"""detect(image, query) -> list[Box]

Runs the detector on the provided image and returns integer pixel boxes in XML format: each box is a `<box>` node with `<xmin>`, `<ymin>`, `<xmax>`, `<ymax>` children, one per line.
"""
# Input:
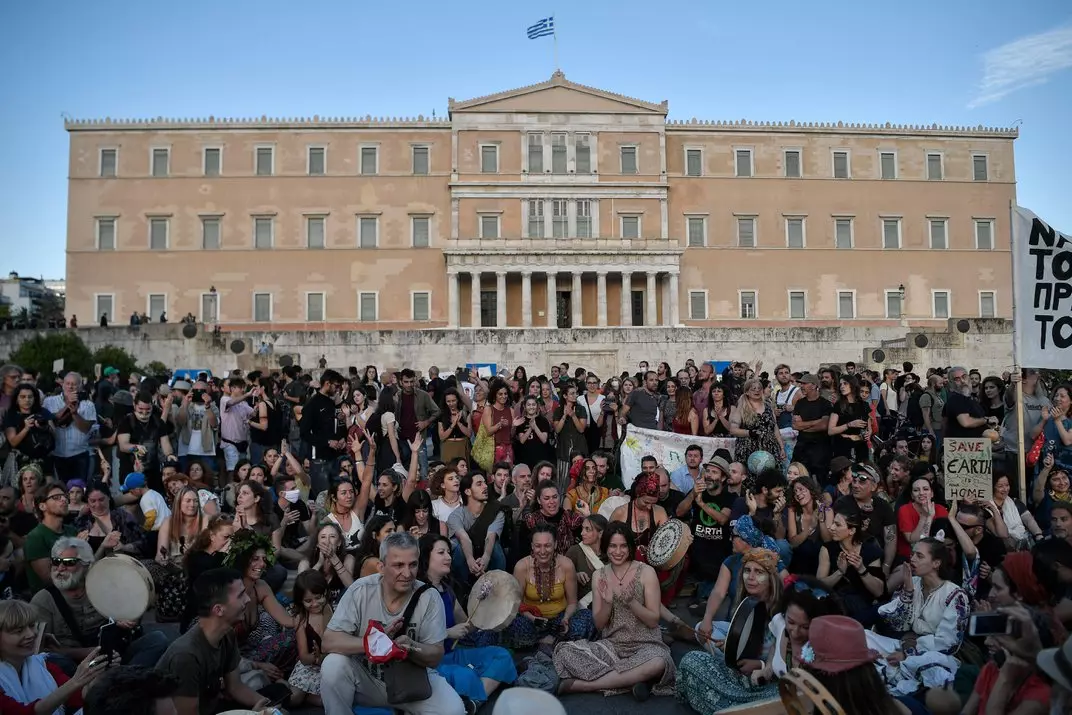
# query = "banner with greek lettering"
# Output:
<box><xmin>618</xmin><ymin>425</ymin><xmax>735</xmax><ymax>489</ymax></box>
<box><xmin>943</xmin><ymin>437</ymin><xmax>993</xmax><ymax>501</ymax></box>
<box><xmin>1013</xmin><ymin>207</ymin><xmax>1072</xmax><ymax>368</ymax></box>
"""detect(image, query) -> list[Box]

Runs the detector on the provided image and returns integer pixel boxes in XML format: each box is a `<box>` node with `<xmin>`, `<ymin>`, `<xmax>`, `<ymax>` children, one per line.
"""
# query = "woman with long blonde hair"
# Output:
<box><xmin>729</xmin><ymin>378</ymin><xmax>785</xmax><ymax>468</ymax></box>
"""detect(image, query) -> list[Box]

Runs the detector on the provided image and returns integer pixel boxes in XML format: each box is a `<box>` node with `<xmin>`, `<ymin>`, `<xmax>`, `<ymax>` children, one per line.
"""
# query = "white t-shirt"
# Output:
<box><xmin>180</xmin><ymin>404</ymin><xmax>216</xmax><ymax>457</ymax></box>
<box><xmin>881</xmin><ymin>383</ymin><xmax>899</xmax><ymax>412</ymax></box>
<box><xmin>582</xmin><ymin>392</ymin><xmax>604</xmax><ymax>423</ymax></box>
<box><xmin>139</xmin><ymin>489</ymin><xmax>172</xmax><ymax>531</ymax></box>
<box><xmin>431</xmin><ymin>497</ymin><xmax>461</xmax><ymax>526</ymax></box>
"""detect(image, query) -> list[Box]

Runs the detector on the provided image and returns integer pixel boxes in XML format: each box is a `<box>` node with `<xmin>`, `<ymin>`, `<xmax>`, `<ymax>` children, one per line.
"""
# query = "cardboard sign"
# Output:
<box><xmin>52</xmin><ymin>358</ymin><xmax>64</xmax><ymax>373</ymax></box>
<box><xmin>943</xmin><ymin>438</ymin><xmax>993</xmax><ymax>501</ymax></box>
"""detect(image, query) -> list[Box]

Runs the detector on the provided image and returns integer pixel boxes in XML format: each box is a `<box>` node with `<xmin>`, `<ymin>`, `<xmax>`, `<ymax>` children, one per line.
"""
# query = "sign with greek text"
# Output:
<box><xmin>943</xmin><ymin>437</ymin><xmax>992</xmax><ymax>501</ymax></box>
<box><xmin>618</xmin><ymin>425</ymin><xmax>735</xmax><ymax>489</ymax></box>
<box><xmin>1014</xmin><ymin>207</ymin><xmax>1072</xmax><ymax>369</ymax></box>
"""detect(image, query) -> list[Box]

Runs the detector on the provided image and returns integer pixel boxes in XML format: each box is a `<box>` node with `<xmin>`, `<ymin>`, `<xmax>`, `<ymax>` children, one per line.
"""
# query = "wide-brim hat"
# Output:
<box><xmin>1037</xmin><ymin>637</ymin><xmax>1072</xmax><ymax>692</ymax></box>
<box><xmin>803</xmin><ymin>615</ymin><xmax>880</xmax><ymax>674</ymax></box>
<box><xmin>467</xmin><ymin>570</ymin><xmax>522</xmax><ymax>631</ymax></box>
<box><xmin>704</xmin><ymin>456</ymin><xmax>731</xmax><ymax>477</ymax></box>
<box><xmin>110</xmin><ymin>390</ymin><xmax>133</xmax><ymax>407</ymax></box>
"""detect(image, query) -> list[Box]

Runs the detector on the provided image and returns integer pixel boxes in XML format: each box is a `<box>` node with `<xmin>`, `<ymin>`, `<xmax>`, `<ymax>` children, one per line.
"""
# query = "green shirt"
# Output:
<box><xmin>23</xmin><ymin>522</ymin><xmax>76</xmax><ymax>593</ymax></box>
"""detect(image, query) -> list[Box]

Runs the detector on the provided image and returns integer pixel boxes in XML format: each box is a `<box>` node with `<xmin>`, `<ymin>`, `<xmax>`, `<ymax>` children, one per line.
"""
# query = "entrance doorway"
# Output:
<box><xmin>557</xmin><ymin>291</ymin><xmax>572</xmax><ymax>329</ymax></box>
<box><xmin>631</xmin><ymin>291</ymin><xmax>645</xmax><ymax>326</ymax></box>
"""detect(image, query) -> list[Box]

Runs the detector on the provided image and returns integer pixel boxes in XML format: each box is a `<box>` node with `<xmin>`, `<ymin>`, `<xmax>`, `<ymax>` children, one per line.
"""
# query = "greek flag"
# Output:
<box><xmin>527</xmin><ymin>16</ymin><xmax>554</xmax><ymax>40</ymax></box>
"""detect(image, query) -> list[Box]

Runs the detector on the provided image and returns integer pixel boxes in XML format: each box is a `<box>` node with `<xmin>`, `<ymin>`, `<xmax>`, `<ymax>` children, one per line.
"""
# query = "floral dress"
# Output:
<box><xmin>733</xmin><ymin>404</ymin><xmax>782</xmax><ymax>472</ymax></box>
<box><xmin>676</xmin><ymin>614</ymin><xmax>777</xmax><ymax>712</ymax></box>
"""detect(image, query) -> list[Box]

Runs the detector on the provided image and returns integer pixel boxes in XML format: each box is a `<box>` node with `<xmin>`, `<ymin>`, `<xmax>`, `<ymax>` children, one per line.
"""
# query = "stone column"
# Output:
<box><xmin>447</xmin><ymin>270</ymin><xmax>459</xmax><ymax>328</ymax></box>
<box><xmin>620</xmin><ymin>272</ymin><xmax>632</xmax><ymax>326</ymax></box>
<box><xmin>546</xmin><ymin>273</ymin><xmax>557</xmax><ymax>328</ymax></box>
<box><xmin>496</xmin><ymin>271</ymin><xmax>507</xmax><ymax>328</ymax></box>
<box><xmin>669</xmin><ymin>271</ymin><xmax>680</xmax><ymax>326</ymax></box>
<box><xmin>646</xmin><ymin>272</ymin><xmax>658</xmax><ymax>326</ymax></box>
<box><xmin>470</xmin><ymin>272</ymin><xmax>482</xmax><ymax>328</ymax></box>
<box><xmin>596</xmin><ymin>271</ymin><xmax>608</xmax><ymax>327</ymax></box>
<box><xmin>521</xmin><ymin>271</ymin><xmax>533</xmax><ymax>327</ymax></box>
<box><xmin>572</xmin><ymin>272</ymin><xmax>583</xmax><ymax>327</ymax></box>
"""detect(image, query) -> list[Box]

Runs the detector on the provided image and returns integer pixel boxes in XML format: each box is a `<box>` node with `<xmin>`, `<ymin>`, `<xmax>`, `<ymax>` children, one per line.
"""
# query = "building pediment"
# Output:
<box><xmin>449</xmin><ymin>71</ymin><xmax>667</xmax><ymax>116</ymax></box>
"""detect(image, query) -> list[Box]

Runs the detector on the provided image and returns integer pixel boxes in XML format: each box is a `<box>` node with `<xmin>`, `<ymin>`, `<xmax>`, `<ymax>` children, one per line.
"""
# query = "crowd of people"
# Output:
<box><xmin>0</xmin><ymin>356</ymin><xmax>1069</xmax><ymax>715</ymax></box>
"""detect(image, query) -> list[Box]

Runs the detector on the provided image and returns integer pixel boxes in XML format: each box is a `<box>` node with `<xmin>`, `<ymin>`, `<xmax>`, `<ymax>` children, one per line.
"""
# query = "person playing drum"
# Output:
<box><xmin>609</xmin><ymin>473</ymin><xmax>683</xmax><ymax>605</ymax></box>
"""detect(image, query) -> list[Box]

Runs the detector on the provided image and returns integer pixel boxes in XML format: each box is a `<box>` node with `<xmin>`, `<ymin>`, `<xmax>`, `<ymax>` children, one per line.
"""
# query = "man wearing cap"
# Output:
<box><xmin>791</xmin><ymin>374</ymin><xmax>833</xmax><ymax>484</ymax></box>
<box><xmin>835</xmin><ymin>465</ymin><xmax>896</xmax><ymax>576</ymax></box>
<box><xmin>121</xmin><ymin>472</ymin><xmax>171</xmax><ymax>533</ymax></box>
<box><xmin>43</xmin><ymin>372</ymin><xmax>97</xmax><ymax>483</ymax></box>
<box><xmin>678</xmin><ymin>457</ymin><xmax>735</xmax><ymax>591</ymax></box>
<box><xmin>94</xmin><ymin>367</ymin><xmax>121</xmax><ymax>415</ymax></box>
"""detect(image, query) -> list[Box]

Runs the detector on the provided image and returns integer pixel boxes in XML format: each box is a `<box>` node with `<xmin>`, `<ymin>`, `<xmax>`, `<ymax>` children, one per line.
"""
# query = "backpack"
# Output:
<box><xmin>906</xmin><ymin>391</ymin><xmax>925</xmax><ymax>429</ymax></box>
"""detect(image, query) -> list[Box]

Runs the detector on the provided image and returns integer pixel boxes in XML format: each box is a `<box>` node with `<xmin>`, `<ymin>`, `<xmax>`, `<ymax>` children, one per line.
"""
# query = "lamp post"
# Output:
<box><xmin>898</xmin><ymin>283</ymin><xmax>907</xmax><ymax>327</ymax></box>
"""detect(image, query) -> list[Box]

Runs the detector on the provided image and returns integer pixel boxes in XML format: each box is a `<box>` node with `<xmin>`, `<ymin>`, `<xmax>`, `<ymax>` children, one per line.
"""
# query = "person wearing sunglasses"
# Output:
<box><xmin>832</xmin><ymin>465</ymin><xmax>897</xmax><ymax>577</ymax></box>
<box><xmin>22</xmin><ymin>484</ymin><xmax>79</xmax><ymax>593</ymax></box>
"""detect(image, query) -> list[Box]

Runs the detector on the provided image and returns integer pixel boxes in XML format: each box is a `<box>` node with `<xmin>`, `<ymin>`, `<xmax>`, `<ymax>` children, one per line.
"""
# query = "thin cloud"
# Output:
<box><xmin>968</xmin><ymin>24</ymin><xmax>1072</xmax><ymax>109</ymax></box>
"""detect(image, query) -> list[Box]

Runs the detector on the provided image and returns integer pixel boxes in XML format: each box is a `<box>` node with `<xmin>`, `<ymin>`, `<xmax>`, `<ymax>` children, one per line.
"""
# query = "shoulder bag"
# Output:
<box><xmin>383</xmin><ymin>583</ymin><xmax>434</xmax><ymax>704</ymax></box>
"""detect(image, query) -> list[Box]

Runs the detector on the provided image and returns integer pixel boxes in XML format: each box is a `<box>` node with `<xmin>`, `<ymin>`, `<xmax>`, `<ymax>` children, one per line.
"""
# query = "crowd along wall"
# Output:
<box><xmin>0</xmin><ymin>321</ymin><xmax>1014</xmax><ymax>377</ymax></box>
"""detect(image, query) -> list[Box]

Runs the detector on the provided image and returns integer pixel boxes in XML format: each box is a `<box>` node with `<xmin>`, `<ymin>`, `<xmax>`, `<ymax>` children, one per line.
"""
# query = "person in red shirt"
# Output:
<box><xmin>0</xmin><ymin>600</ymin><xmax>113</xmax><ymax>715</ymax></box>
<box><xmin>896</xmin><ymin>476</ymin><xmax>948</xmax><ymax>559</ymax></box>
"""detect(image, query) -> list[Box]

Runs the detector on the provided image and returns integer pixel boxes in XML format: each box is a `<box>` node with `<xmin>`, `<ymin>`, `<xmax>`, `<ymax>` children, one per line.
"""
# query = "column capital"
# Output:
<box><xmin>520</xmin><ymin>269</ymin><xmax>533</xmax><ymax>277</ymax></box>
<box><xmin>596</xmin><ymin>268</ymin><xmax>609</xmax><ymax>277</ymax></box>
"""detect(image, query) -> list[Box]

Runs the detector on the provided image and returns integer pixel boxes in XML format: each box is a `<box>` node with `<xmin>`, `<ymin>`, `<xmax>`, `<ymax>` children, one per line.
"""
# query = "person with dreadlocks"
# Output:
<box><xmin>609</xmin><ymin>472</ymin><xmax>682</xmax><ymax>605</ymax></box>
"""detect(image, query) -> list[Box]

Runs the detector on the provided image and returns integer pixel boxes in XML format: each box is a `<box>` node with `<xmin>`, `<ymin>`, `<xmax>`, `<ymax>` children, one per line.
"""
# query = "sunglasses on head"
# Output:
<box><xmin>51</xmin><ymin>557</ymin><xmax>81</xmax><ymax>567</ymax></box>
<box><xmin>852</xmin><ymin>475</ymin><xmax>873</xmax><ymax>484</ymax></box>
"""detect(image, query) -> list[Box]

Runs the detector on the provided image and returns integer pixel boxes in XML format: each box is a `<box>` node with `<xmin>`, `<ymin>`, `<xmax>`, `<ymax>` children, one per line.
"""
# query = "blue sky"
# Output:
<box><xmin>1</xmin><ymin>0</ymin><xmax>1070</xmax><ymax>279</ymax></box>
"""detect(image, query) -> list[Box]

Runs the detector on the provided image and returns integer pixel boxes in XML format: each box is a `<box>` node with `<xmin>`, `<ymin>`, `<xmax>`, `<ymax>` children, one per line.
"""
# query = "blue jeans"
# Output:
<box><xmin>53</xmin><ymin>454</ymin><xmax>90</xmax><ymax>485</ymax></box>
<box><xmin>451</xmin><ymin>541</ymin><xmax>505</xmax><ymax>588</ymax></box>
<box><xmin>399</xmin><ymin>434</ymin><xmax>429</xmax><ymax>480</ymax></box>
<box><xmin>249</xmin><ymin>442</ymin><xmax>267</xmax><ymax>467</ymax></box>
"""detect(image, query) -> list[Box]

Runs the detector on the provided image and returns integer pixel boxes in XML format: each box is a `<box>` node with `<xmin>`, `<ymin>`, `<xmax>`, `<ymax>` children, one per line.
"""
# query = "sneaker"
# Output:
<box><xmin>462</xmin><ymin>696</ymin><xmax>478</xmax><ymax>715</ymax></box>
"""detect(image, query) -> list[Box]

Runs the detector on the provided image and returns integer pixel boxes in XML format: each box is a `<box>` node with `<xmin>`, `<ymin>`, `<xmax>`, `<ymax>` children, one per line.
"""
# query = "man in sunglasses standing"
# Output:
<box><xmin>834</xmin><ymin>466</ymin><xmax>897</xmax><ymax>577</ymax></box>
<box><xmin>23</xmin><ymin>484</ymin><xmax>78</xmax><ymax>593</ymax></box>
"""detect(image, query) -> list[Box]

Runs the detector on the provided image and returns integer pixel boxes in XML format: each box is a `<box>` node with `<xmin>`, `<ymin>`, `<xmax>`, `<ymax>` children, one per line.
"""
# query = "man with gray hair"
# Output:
<box><xmin>30</xmin><ymin>537</ymin><xmax>169</xmax><ymax>671</ymax></box>
<box><xmin>321</xmin><ymin>531</ymin><xmax>463</xmax><ymax>715</ymax></box>
<box><xmin>944</xmin><ymin>366</ymin><xmax>988</xmax><ymax>439</ymax></box>
<box><xmin>42</xmin><ymin>372</ymin><xmax>97</xmax><ymax>483</ymax></box>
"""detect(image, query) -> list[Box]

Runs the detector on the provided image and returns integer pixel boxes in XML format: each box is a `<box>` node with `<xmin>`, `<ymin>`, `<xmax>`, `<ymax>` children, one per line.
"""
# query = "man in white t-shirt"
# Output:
<box><xmin>120</xmin><ymin>472</ymin><xmax>171</xmax><ymax>532</ymax></box>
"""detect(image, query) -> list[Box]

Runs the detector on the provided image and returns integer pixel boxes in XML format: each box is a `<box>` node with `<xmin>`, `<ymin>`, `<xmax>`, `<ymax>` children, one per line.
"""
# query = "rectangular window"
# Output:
<box><xmin>100</xmin><ymin>149</ymin><xmax>117</xmax><ymax>178</ymax></box>
<box><xmin>551</xmin><ymin>133</ymin><xmax>567</xmax><ymax>174</ymax></box>
<box><xmin>95</xmin><ymin>295</ymin><xmax>113</xmax><ymax>323</ymax></box>
<box><xmin>687</xmin><ymin>217</ymin><xmax>706</xmax><ymax>247</ymax></box>
<box><xmin>882</xmin><ymin>218</ymin><xmax>901</xmax><ymax>249</ymax></box>
<box><xmin>620</xmin><ymin>146</ymin><xmax>637</xmax><ymax>174</ymax></box>
<box><xmin>360</xmin><ymin>146</ymin><xmax>378</xmax><ymax>175</ymax></box>
<box><xmin>973</xmin><ymin>155</ymin><xmax>989</xmax><ymax>181</ymax></box>
<box><xmin>552</xmin><ymin>199</ymin><xmax>568</xmax><ymax>238</ymax></box>
<box><xmin>686</xmin><ymin>149</ymin><xmax>702</xmax><ymax>177</ymax></box>
<box><xmin>96</xmin><ymin>218</ymin><xmax>116</xmax><ymax>250</ymax></box>
<box><xmin>412</xmin><ymin>216</ymin><xmax>430</xmax><ymax>247</ymax></box>
<box><xmin>786</xmin><ymin>218</ymin><xmax>805</xmax><ymax>248</ymax></box>
<box><xmin>929</xmin><ymin>219</ymin><xmax>948</xmax><ymax>249</ymax></box>
<box><xmin>975</xmin><ymin>220</ymin><xmax>993</xmax><ymax>250</ymax></box>
<box><xmin>575</xmin><ymin>134</ymin><xmax>591</xmax><ymax>173</ymax></box>
<box><xmin>880</xmin><ymin>152</ymin><xmax>897</xmax><ymax>179</ymax></box>
<box><xmin>254</xmin><ymin>217</ymin><xmax>273</xmax><ymax>249</ymax></box>
<box><xmin>148</xmin><ymin>294</ymin><xmax>166</xmax><ymax>321</ymax></box>
<box><xmin>832</xmin><ymin>151</ymin><xmax>849</xmax><ymax>179</ymax></box>
<box><xmin>621</xmin><ymin>215</ymin><xmax>640</xmax><ymax>239</ymax></box>
<box><xmin>149</xmin><ymin>218</ymin><xmax>168</xmax><ymax>250</ymax></box>
<box><xmin>527</xmin><ymin>200</ymin><xmax>544</xmax><ymax>238</ymax></box>
<box><xmin>201</xmin><ymin>217</ymin><xmax>220</xmax><ymax>249</ymax></box>
<box><xmin>201</xmin><ymin>293</ymin><xmax>218</xmax><ymax>323</ymax></box>
<box><xmin>308</xmin><ymin>147</ymin><xmax>326</xmax><ymax>176</ymax></box>
<box><xmin>527</xmin><ymin>133</ymin><xmax>543</xmax><ymax>173</ymax></box>
<box><xmin>737</xmin><ymin>217</ymin><xmax>756</xmax><ymax>247</ymax></box>
<box><xmin>255</xmin><ymin>146</ymin><xmax>273</xmax><ymax>176</ymax></box>
<box><xmin>480</xmin><ymin>145</ymin><xmax>498</xmax><ymax>173</ymax></box>
<box><xmin>479</xmin><ymin>215</ymin><xmax>499</xmax><ymax>239</ymax></box>
<box><xmin>151</xmin><ymin>148</ymin><xmax>169</xmax><ymax>177</ymax></box>
<box><xmin>203</xmin><ymin>147</ymin><xmax>221</xmax><ymax>177</ymax></box>
<box><xmin>359</xmin><ymin>217</ymin><xmax>378</xmax><ymax>248</ymax></box>
<box><xmin>576</xmin><ymin>200</ymin><xmax>592</xmax><ymax>238</ymax></box>
<box><xmin>253</xmin><ymin>293</ymin><xmax>272</xmax><ymax>322</ymax></box>
<box><xmin>788</xmin><ymin>291</ymin><xmax>806</xmax><ymax>319</ymax></box>
<box><xmin>886</xmin><ymin>290</ymin><xmax>903</xmax><ymax>319</ymax></box>
<box><xmin>412</xmin><ymin>292</ymin><xmax>430</xmax><ymax>321</ymax></box>
<box><xmin>933</xmin><ymin>290</ymin><xmax>950</xmax><ymax>319</ymax></box>
<box><xmin>412</xmin><ymin>146</ymin><xmax>429</xmax><ymax>175</ymax></box>
<box><xmin>735</xmin><ymin>149</ymin><xmax>753</xmax><ymax>178</ymax></box>
<box><xmin>926</xmin><ymin>152</ymin><xmax>943</xmax><ymax>180</ymax></box>
<box><xmin>784</xmin><ymin>149</ymin><xmax>801</xmax><ymax>178</ymax></box>
<box><xmin>307</xmin><ymin>216</ymin><xmax>325</xmax><ymax>249</ymax></box>
<box><xmin>306</xmin><ymin>293</ymin><xmax>325</xmax><ymax>321</ymax></box>
<box><xmin>835</xmin><ymin>218</ymin><xmax>853</xmax><ymax>249</ymax></box>
<box><xmin>739</xmin><ymin>291</ymin><xmax>757</xmax><ymax>319</ymax></box>
<box><xmin>359</xmin><ymin>293</ymin><xmax>378</xmax><ymax>321</ymax></box>
<box><xmin>979</xmin><ymin>291</ymin><xmax>996</xmax><ymax>318</ymax></box>
<box><xmin>689</xmin><ymin>291</ymin><xmax>708</xmax><ymax>320</ymax></box>
<box><xmin>837</xmin><ymin>291</ymin><xmax>856</xmax><ymax>319</ymax></box>
<box><xmin>480</xmin><ymin>291</ymin><xmax>497</xmax><ymax>327</ymax></box>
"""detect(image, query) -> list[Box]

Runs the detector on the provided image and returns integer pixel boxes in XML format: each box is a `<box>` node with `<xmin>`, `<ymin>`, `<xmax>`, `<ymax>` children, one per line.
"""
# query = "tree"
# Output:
<box><xmin>139</xmin><ymin>361</ymin><xmax>170</xmax><ymax>379</ymax></box>
<box><xmin>7</xmin><ymin>332</ymin><xmax>93</xmax><ymax>379</ymax></box>
<box><xmin>91</xmin><ymin>345</ymin><xmax>139</xmax><ymax>377</ymax></box>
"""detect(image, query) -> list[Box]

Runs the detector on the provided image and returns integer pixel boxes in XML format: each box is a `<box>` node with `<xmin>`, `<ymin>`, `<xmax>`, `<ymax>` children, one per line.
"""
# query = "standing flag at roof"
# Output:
<box><xmin>527</xmin><ymin>16</ymin><xmax>558</xmax><ymax>70</ymax></box>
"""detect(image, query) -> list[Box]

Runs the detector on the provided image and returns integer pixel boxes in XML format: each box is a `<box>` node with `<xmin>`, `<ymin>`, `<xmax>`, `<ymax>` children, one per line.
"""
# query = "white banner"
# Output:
<box><xmin>618</xmin><ymin>425</ymin><xmax>735</xmax><ymax>489</ymax></box>
<box><xmin>1013</xmin><ymin>207</ymin><xmax>1072</xmax><ymax>369</ymax></box>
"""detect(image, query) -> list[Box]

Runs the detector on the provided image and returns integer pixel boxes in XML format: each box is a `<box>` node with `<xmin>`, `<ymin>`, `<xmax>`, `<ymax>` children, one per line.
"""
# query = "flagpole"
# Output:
<box><xmin>1009</xmin><ymin>199</ymin><xmax>1028</xmax><ymax>501</ymax></box>
<box><xmin>553</xmin><ymin>17</ymin><xmax>559</xmax><ymax>70</ymax></box>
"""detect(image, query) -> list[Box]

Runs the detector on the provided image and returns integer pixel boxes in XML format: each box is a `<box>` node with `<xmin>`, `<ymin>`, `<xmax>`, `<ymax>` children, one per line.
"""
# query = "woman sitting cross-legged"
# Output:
<box><xmin>554</xmin><ymin>521</ymin><xmax>675</xmax><ymax>701</ymax></box>
<box><xmin>418</xmin><ymin>534</ymin><xmax>517</xmax><ymax>709</ymax></box>
<box><xmin>501</xmin><ymin>524</ymin><xmax>595</xmax><ymax>653</ymax></box>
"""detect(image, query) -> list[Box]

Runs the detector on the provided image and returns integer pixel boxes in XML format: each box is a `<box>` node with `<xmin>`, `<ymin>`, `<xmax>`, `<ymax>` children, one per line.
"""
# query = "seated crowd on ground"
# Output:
<box><xmin>0</xmin><ymin>358</ymin><xmax>1069</xmax><ymax>715</ymax></box>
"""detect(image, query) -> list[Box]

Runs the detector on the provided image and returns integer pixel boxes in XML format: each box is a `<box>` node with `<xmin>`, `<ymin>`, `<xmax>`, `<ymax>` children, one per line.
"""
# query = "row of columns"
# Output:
<box><xmin>446</xmin><ymin>269</ymin><xmax>680</xmax><ymax>328</ymax></box>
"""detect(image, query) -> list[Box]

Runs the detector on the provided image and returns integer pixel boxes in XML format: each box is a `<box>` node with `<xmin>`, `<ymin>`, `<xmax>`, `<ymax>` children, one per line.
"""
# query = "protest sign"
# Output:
<box><xmin>1013</xmin><ymin>207</ymin><xmax>1072</xmax><ymax>369</ymax></box>
<box><xmin>618</xmin><ymin>425</ymin><xmax>735</xmax><ymax>489</ymax></box>
<box><xmin>943</xmin><ymin>437</ymin><xmax>992</xmax><ymax>501</ymax></box>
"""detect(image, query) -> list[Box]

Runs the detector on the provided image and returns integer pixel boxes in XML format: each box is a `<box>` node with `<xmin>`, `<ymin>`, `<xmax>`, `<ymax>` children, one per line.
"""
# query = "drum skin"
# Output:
<box><xmin>647</xmin><ymin>519</ymin><xmax>693</xmax><ymax>569</ymax></box>
<box><xmin>85</xmin><ymin>554</ymin><xmax>156</xmax><ymax>621</ymax></box>
<box><xmin>725</xmin><ymin>597</ymin><xmax>768</xmax><ymax>670</ymax></box>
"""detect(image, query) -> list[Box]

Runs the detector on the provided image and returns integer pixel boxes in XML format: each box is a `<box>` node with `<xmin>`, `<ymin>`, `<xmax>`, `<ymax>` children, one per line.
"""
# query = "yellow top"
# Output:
<box><xmin>523</xmin><ymin>579</ymin><xmax>567</xmax><ymax>619</ymax></box>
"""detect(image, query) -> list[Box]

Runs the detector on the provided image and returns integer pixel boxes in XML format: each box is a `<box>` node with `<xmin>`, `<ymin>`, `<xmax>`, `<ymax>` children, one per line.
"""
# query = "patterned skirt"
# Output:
<box><xmin>288</xmin><ymin>661</ymin><xmax>321</xmax><ymax>694</ymax></box>
<box><xmin>142</xmin><ymin>560</ymin><xmax>187</xmax><ymax>622</ymax></box>
<box><xmin>675</xmin><ymin>648</ymin><xmax>779</xmax><ymax>714</ymax></box>
<box><xmin>499</xmin><ymin>608</ymin><xmax>595</xmax><ymax>651</ymax></box>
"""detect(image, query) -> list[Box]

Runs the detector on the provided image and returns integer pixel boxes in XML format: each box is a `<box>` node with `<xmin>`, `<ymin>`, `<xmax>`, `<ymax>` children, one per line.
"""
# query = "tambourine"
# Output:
<box><xmin>778</xmin><ymin>668</ymin><xmax>845</xmax><ymax>715</ymax></box>
<box><xmin>724</xmin><ymin>596</ymin><xmax>768</xmax><ymax>670</ymax></box>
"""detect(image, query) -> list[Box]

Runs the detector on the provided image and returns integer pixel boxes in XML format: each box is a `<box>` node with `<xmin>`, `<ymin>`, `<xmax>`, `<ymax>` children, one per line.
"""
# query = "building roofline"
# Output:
<box><xmin>448</xmin><ymin>70</ymin><xmax>668</xmax><ymax>115</ymax></box>
<box><xmin>65</xmin><ymin>116</ymin><xmax>452</xmax><ymax>132</ymax></box>
<box><xmin>665</xmin><ymin>118</ymin><xmax>1018</xmax><ymax>139</ymax></box>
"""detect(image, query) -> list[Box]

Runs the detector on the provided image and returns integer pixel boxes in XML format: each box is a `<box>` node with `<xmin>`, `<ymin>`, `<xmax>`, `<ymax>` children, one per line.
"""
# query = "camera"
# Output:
<box><xmin>190</xmin><ymin>389</ymin><xmax>204</xmax><ymax>402</ymax></box>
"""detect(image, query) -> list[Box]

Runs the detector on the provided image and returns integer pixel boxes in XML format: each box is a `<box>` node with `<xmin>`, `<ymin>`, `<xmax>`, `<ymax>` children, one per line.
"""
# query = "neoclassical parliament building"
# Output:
<box><xmin>64</xmin><ymin>72</ymin><xmax>1017</xmax><ymax>332</ymax></box>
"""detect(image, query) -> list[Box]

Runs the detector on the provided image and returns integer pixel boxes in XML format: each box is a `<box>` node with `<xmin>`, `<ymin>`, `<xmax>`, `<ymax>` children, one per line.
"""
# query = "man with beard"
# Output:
<box><xmin>620</xmin><ymin>371</ymin><xmax>661</xmax><ymax>430</ymax></box>
<box><xmin>691</xmin><ymin>362</ymin><xmax>715</xmax><ymax>416</ymax></box>
<box><xmin>791</xmin><ymin>374</ymin><xmax>833</xmax><ymax>484</ymax></box>
<box><xmin>396</xmin><ymin>368</ymin><xmax>440</xmax><ymax>480</ymax></box>
<box><xmin>0</xmin><ymin>484</ymin><xmax>38</xmax><ymax>546</ymax></box>
<box><xmin>30</xmin><ymin>538</ymin><xmax>169</xmax><ymax>669</ymax></box>
<box><xmin>117</xmin><ymin>391</ymin><xmax>174</xmax><ymax>492</ymax></box>
<box><xmin>945</xmin><ymin>366</ymin><xmax>989</xmax><ymax>439</ymax></box>
<box><xmin>679</xmin><ymin>457</ymin><xmax>735</xmax><ymax>589</ymax></box>
<box><xmin>669</xmin><ymin>444</ymin><xmax>704</xmax><ymax>493</ymax></box>
<box><xmin>835</xmin><ymin>465</ymin><xmax>896</xmax><ymax>576</ymax></box>
<box><xmin>519</xmin><ymin>481</ymin><xmax>583</xmax><ymax>557</ymax></box>
<box><xmin>24</xmin><ymin>484</ymin><xmax>78</xmax><ymax>592</ymax></box>
<box><xmin>1050</xmin><ymin>503</ymin><xmax>1072</xmax><ymax>545</ymax></box>
<box><xmin>447</xmin><ymin>473</ymin><xmax>506</xmax><ymax>587</ymax></box>
<box><xmin>819</xmin><ymin>367</ymin><xmax>839</xmax><ymax>404</ymax></box>
<box><xmin>301</xmin><ymin>369</ymin><xmax>347</xmax><ymax>498</ymax></box>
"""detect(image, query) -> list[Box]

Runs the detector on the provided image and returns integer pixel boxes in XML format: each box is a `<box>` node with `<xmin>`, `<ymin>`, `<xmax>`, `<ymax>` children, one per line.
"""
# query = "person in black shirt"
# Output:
<box><xmin>301</xmin><ymin>370</ymin><xmax>347</xmax><ymax>498</ymax></box>
<box><xmin>655</xmin><ymin>468</ymin><xmax>685</xmax><ymax>517</ymax></box>
<box><xmin>730</xmin><ymin>468</ymin><xmax>788</xmax><ymax>539</ymax></box>
<box><xmin>828</xmin><ymin>374</ymin><xmax>870</xmax><ymax>463</ymax></box>
<box><xmin>792</xmin><ymin>375</ymin><xmax>834</xmax><ymax>485</ymax></box>
<box><xmin>834</xmin><ymin>464</ymin><xmax>897</xmax><ymax>576</ymax></box>
<box><xmin>117</xmin><ymin>391</ymin><xmax>173</xmax><ymax>490</ymax></box>
<box><xmin>952</xmin><ymin>502</ymin><xmax>1006</xmax><ymax>600</ymax></box>
<box><xmin>680</xmin><ymin>458</ymin><xmax>736</xmax><ymax>586</ymax></box>
<box><xmin>944</xmin><ymin>366</ymin><xmax>988</xmax><ymax>439</ymax></box>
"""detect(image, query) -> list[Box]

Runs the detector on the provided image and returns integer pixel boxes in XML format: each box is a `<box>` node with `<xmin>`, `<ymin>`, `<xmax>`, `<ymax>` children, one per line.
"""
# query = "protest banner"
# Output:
<box><xmin>943</xmin><ymin>437</ymin><xmax>993</xmax><ymax>501</ymax></box>
<box><xmin>618</xmin><ymin>425</ymin><xmax>735</xmax><ymax>489</ymax></box>
<box><xmin>1013</xmin><ymin>207</ymin><xmax>1072</xmax><ymax>369</ymax></box>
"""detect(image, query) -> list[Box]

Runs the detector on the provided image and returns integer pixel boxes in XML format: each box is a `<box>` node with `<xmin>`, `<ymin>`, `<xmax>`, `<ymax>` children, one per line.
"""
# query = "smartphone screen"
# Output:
<box><xmin>968</xmin><ymin>612</ymin><xmax>1010</xmax><ymax>637</ymax></box>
